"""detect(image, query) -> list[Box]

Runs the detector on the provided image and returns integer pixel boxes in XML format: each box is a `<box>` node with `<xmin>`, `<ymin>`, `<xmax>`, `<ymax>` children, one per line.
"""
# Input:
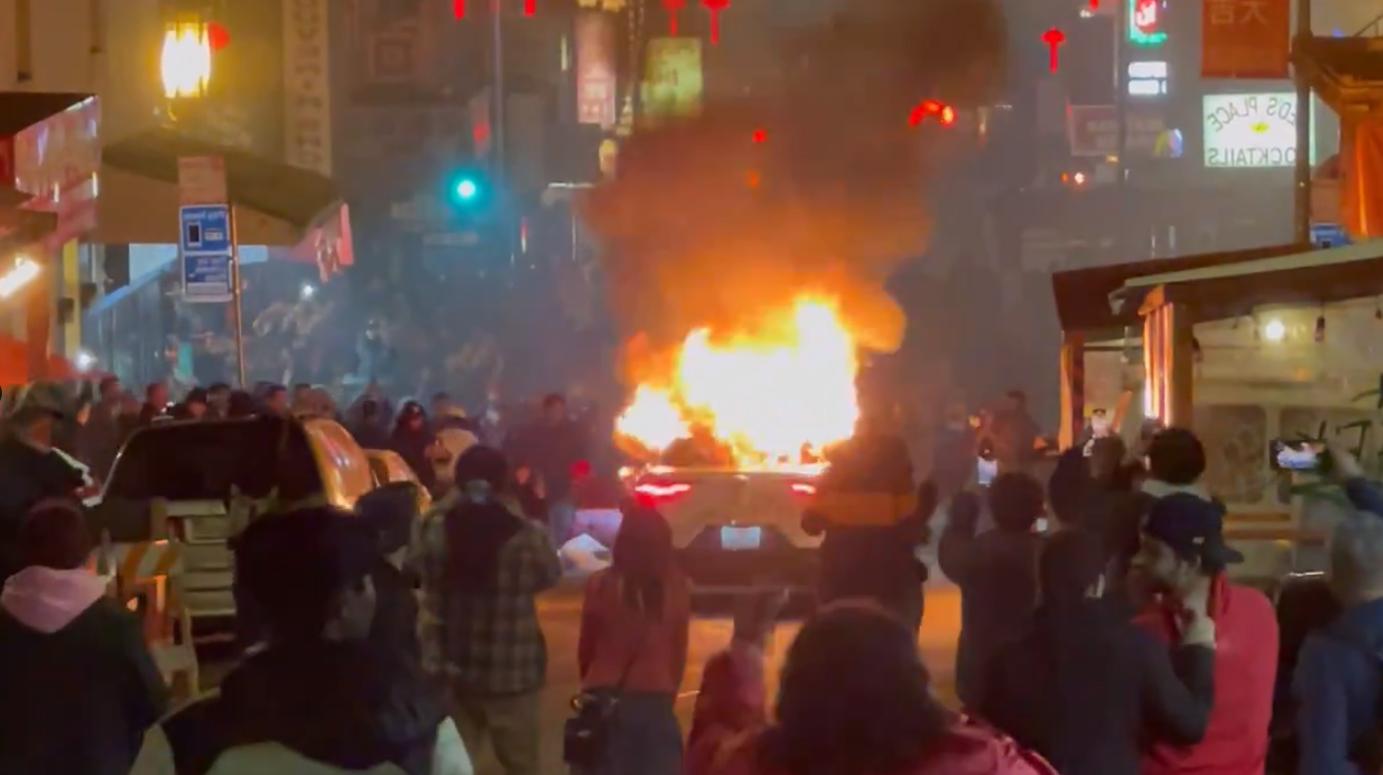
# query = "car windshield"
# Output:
<box><xmin>104</xmin><ymin>418</ymin><xmax>323</xmax><ymax>502</ymax></box>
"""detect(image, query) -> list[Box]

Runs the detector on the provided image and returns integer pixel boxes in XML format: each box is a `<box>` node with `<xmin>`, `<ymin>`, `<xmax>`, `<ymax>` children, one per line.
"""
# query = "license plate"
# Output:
<box><xmin>719</xmin><ymin>526</ymin><xmax>762</xmax><ymax>551</ymax></box>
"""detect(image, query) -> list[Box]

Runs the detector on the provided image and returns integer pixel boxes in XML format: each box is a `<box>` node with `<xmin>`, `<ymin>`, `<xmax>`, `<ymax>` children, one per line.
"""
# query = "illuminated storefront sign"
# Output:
<box><xmin>1127</xmin><ymin>60</ymin><xmax>1168</xmax><ymax>96</ymax></box>
<box><xmin>1203</xmin><ymin>93</ymin><xmax>1296</xmax><ymax>168</ymax></box>
<box><xmin>1129</xmin><ymin>0</ymin><xmax>1168</xmax><ymax>47</ymax></box>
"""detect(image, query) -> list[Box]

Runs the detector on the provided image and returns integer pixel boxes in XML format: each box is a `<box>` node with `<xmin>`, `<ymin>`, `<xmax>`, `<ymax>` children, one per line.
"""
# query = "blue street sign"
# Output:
<box><xmin>183</xmin><ymin>253</ymin><xmax>234</xmax><ymax>303</ymax></box>
<box><xmin>179</xmin><ymin>204</ymin><xmax>231</xmax><ymax>255</ymax></box>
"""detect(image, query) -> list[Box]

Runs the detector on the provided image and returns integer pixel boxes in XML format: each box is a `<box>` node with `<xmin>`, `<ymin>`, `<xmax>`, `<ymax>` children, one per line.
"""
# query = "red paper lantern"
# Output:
<box><xmin>1041</xmin><ymin>27</ymin><xmax>1067</xmax><ymax>73</ymax></box>
<box><xmin>702</xmin><ymin>0</ymin><xmax>730</xmax><ymax>45</ymax></box>
<box><xmin>207</xmin><ymin>21</ymin><xmax>230</xmax><ymax>52</ymax></box>
<box><xmin>663</xmin><ymin>0</ymin><xmax>686</xmax><ymax>36</ymax></box>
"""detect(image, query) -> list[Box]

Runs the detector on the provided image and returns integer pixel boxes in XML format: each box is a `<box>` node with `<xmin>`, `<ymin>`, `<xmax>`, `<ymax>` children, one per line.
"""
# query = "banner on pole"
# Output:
<box><xmin>1202</xmin><ymin>0</ymin><xmax>1290</xmax><ymax>79</ymax></box>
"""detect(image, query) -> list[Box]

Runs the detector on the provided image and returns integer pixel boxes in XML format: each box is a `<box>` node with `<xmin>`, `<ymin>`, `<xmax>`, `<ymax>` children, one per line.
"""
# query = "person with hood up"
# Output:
<box><xmin>1132</xmin><ymin>494</ymin><xmax>1278</xmax><ymax>775</ymax></box>
<box><xmin>576</xmin><ymin>502</ymin><xmax>691</xmax><ymax>774</ymax></box>
<box><xmin>982</xmin><ymin>529</ymin><xmax>1216</xmax><ymax>775</ymax></box>
<box><xmin>418</xmin><ymin>446</ymin><xmax>562</xmax><ymax>775</ymax></box>
<box><xmin>803</xmin><ymin>410</ymin><xmax>932</xmax><ymax>632</ymax></box>
<box><xmin>686</xmin><ymin>601</ymin><xmax>1057</xmax><ymax>775</ymax></box>
<box><xmin>0</xmin><ymin>382</ymin><xmax>88</xmax><ymax>583</ymax></box>
<box><xmin>0</xmin><ymin>500</ymin><xmax>168</xmax><ymax>775</ymax></box>
<box><xmin>392</xmin><ymin>400</ymin><xmax>439</xmax><ymax>492</ymax></box>
<box><xmin>132</xmin><ymin>507</ymin><xmax>471</xmax><ymax>775</ymax></box>
<box><xmin>939</xmin><ymin>473</ymin><xmax>1045</xmax><ymax>709</ymax></box>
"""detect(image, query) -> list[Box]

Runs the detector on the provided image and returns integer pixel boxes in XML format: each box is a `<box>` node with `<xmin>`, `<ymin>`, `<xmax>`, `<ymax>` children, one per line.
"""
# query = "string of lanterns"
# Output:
<box><xmin>456</xmin><ymin>0</ymin><xmax>732</xmax><ymax>45</ymax></box>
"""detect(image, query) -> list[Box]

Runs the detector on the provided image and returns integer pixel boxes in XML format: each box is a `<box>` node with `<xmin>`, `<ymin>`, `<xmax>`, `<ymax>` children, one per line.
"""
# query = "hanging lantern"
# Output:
<box><xmin>662</xmin><ymin>0</ymin><xmax>686</xmax><ymax>36</ymax></box>
<box><xmin>207</xmin><ymin>21</ymin><xmax>230</xmax><ymax>52</ymax></box>
<box><xmin>701</xmin><ymin>0</ymin><xmax>729</xmax><ymax>45</ymax></box>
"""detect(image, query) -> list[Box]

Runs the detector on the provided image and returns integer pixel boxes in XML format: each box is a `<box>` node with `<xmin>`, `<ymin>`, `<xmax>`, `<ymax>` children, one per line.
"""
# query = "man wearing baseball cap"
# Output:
<box><xmin>1133</xmin><ymin>494</ymin><xmax>1279</xmax><ymax>775</ymax></box>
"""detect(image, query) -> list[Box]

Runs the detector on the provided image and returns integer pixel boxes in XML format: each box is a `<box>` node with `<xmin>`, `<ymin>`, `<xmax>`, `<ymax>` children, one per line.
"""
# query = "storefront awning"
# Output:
<box><xmin>1111</xmin><ymin>240</ymin><xmax>1383</xmax><ymax>322</ymax></box>
<box><xmin>1051</xmin><ymin>243</ymin><xmax>1306</xmax><ymax>335</ymax></box>
<box><xmin>96</xmin><ymin>128</ymin><xmax>353</xmax><ymax>271</ymax></box>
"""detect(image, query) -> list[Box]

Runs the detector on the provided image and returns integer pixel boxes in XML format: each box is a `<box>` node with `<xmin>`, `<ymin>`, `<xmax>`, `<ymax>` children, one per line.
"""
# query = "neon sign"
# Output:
<box><xmin>1129</xmin><ymin>0</ymin><xmax>1167</xmax><ymax>47</ymax></box>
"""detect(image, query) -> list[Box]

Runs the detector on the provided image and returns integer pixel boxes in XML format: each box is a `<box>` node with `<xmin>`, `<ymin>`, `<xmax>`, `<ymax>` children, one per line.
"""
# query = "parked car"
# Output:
<box><xmin>365</xmin><ymin>448</ymin><xmax>434</xmax><ymax>513</ymax></box>
<box><xmin>90</xmin><ymin>416</ymin><xmax>378</xmax><ymax>626</ymax></box>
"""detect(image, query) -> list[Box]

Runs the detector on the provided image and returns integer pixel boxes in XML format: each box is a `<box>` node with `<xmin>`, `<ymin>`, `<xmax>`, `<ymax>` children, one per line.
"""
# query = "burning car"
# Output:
<box><xmin>612</xmin><ymin>298</ymin><xmax>869</xmax><ymax>594</ymax></box>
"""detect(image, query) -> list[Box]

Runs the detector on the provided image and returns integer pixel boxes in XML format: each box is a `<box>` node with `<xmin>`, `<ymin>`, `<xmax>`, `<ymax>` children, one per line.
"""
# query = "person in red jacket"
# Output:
<box><xmin>688</xmin><ymin>601</ymin><xmax>1055</xmax><ymax>775</ymax></box>
<box><xmin>1132</xmin><ymin>494</ymin><xmax>1279</xmax><ymax>775</ymax></box>
<box><xmin>577</xmin><ymin>502</ymin><xmax>691</xmax><ymax>774</ymax></box>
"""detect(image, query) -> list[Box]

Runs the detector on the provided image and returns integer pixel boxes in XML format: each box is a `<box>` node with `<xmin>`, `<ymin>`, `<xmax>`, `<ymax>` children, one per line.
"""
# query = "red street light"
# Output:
<box><xmin>1041</xmin><ymin>27</ymin><xmax>1067</xmax><ymax>73</ymax></box>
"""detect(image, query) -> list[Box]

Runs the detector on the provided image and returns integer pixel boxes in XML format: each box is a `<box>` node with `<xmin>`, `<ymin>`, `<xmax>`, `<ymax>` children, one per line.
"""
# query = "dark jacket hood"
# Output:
<box><xmin>171</xmin><ymin>641</ymin><xmax>445</xmax><ymax>775</ymax></box>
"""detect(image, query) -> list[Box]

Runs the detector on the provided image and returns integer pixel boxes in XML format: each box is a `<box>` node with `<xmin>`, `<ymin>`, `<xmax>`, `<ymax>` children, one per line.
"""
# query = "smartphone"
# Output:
<box><xmin>1271</xmin><ymin>439</ymin><xmax>1324</xmax><ymax>472</ymax></box>
<box><xmin>976</xmin><ymin>455</ymin><xmax>998</xmax><ymax>487</ymax></box>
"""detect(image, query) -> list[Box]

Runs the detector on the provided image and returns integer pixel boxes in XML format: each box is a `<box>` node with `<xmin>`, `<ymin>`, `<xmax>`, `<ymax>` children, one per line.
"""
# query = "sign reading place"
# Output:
<box><xmin>1202</xmin><ymin>93</ymin><xmax>1296</xmax><ymax>169</ymax></box>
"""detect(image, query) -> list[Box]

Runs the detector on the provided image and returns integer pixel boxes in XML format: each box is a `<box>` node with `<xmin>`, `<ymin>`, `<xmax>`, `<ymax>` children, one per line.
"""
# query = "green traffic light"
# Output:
<box><xmin>456</xmin><ymin>178</ymin><xmax>479</xmax><ymax>201</ymax></box>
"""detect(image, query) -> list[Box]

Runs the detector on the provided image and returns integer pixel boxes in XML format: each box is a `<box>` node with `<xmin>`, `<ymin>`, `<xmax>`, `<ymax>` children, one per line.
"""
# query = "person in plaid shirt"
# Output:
<box><xmin>419</xmin><ymin>445</ymin><xmax>562</xmax><ymax>775</ymax></box>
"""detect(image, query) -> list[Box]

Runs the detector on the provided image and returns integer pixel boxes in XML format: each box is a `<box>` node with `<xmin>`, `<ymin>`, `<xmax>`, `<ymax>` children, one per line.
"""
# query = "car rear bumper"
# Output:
<box><xmin>676</xmin><ymin>544</ymin><xmax>819</xmax><ymax>592</ymax></box>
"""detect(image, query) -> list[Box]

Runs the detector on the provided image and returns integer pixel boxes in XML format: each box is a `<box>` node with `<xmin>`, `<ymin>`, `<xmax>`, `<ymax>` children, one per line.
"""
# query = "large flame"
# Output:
<box><xmin>617</xmin><ymin>297</ymin><xmax>860</xmax><ymax>463</ymax></box>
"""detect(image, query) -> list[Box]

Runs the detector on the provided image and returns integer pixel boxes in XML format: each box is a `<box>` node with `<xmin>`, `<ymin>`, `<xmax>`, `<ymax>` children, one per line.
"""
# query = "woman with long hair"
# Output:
<box><xmin>576</xmin><ymin>502</ymin><xmax>691</xmax><ymax>775</ymax></box>
<box><xmin>690</xmin><ymin>602</ymin><xmax>1056</xmax><ymax>775</ymax></box>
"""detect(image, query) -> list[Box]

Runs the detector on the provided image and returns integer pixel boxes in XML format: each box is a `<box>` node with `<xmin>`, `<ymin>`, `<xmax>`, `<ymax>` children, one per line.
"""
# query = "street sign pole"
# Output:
<box><xmin>230</xmin><ymin>204</ymin><xmax>246</xmax><ymax>388</ymax></box>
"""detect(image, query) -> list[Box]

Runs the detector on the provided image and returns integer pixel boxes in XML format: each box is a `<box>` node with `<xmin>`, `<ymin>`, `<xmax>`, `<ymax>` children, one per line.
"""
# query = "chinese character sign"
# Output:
<box><xmin>575</xmin><ymin>11</ymin><xmax>618</xmax><ymax>128</ymax></box>
<box><xmin>1203</xmin><ymin>0</ymin><xmax>1290</xmax><ymax>79</ymax></box>
<box><xmin>1129</xmin><ymin>0</ymin><xmax>1167</xmax><ymax>47</ymax></box>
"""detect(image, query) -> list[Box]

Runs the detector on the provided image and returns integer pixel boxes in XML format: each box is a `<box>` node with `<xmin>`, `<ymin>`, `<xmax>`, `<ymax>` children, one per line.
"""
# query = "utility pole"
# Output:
<box><xmin>1293</xmin><ymin>0</ymin><xmax>1314</xmax><ymax>245</ymax></box>
<box><xmin>1114</xmin><ymin>0</ymin><xmax>1128</xmax><ymax>258</ymax></box>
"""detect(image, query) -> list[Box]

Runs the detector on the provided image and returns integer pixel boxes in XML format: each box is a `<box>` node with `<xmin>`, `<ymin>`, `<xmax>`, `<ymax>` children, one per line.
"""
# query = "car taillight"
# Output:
<box><xmin>633</xmin><ymin>481</ymin><xmax>693</xmax><ymax>500</ymax></box>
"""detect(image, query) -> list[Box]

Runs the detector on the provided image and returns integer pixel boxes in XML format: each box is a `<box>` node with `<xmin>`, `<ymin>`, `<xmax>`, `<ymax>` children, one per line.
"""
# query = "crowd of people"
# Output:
<box><xmin>0</xmin><ymin>372</ymin><xmax>1381</xmax><ymax>774</ymax></box>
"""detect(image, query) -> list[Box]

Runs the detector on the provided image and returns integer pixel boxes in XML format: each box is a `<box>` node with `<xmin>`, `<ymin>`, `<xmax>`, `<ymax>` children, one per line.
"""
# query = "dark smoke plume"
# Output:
<box><xmin>583</xmin><ymin>0</ymin><xmax>1007</xmax><ymax>388</ymax></box>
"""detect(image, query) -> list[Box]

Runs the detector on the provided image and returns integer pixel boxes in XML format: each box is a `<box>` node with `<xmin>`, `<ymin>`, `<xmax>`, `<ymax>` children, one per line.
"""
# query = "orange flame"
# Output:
<box><xmin>617</xmin><ymin>297</ymin><xmax>861</xmax><ymax>463</ymax></box>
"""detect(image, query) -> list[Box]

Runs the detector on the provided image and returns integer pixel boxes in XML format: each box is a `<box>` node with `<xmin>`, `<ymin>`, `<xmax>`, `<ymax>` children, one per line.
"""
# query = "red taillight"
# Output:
<box><xmin>790</xmin><ymin>482</ymin><xmax>817</xmax><ymax>496</ymax></box>
<box><xmin>634</xmin><ymin>482</ymin><xmax>693</xmax><ymax>500</ymax></box>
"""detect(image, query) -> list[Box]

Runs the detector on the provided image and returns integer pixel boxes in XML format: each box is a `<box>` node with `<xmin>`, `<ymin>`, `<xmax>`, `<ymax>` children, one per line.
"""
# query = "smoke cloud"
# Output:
<box><xmin>583</xmin><ymin>0</ymin><xmax>1007</xmax><ymax>390</ymax></box>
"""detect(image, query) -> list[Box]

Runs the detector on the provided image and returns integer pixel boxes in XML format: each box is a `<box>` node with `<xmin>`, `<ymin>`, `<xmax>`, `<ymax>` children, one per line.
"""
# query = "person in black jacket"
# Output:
<box><xmin>0</xmin><ymin>384</ymin><xmax>87</xmax><ymax>583</ymax></box>
<box><xmin>358</xmin><ymin>482</ymin><xmax>423</xmax><ymax>661</ymax></box>
<box><xmin>132</xmin><ymin>507</ymin><xmax>471</xmax><ymax>774</ymax></box>
<box><xmin>981</xmin><ymin>529</ymin><xmax>1216</xmax><ymax>775</ymax></box>
<box><xmin>0</xmin><ymin>500</ymin><xmax>168</xmax><ymax>775</ymax></box>
<box><xmin>938</xmin><ymin>474</ymin><xmax>1045</xmax><ymax>709</ymax></box>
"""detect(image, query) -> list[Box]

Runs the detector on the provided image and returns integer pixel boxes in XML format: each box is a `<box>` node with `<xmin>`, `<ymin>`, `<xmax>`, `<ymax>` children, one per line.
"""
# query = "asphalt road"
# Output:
<box><xmin>497</xmin><ymin>575</ymin><xmax>963</xmax><ymax>775</ymax></box>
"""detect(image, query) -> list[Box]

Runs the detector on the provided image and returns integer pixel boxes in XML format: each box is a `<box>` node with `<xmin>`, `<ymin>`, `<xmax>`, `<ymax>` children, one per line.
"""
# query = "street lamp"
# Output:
<box><xmin>160</xmin><ymin>21</ymin><xmax>211</xmax><ymax>99</ymax></box>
